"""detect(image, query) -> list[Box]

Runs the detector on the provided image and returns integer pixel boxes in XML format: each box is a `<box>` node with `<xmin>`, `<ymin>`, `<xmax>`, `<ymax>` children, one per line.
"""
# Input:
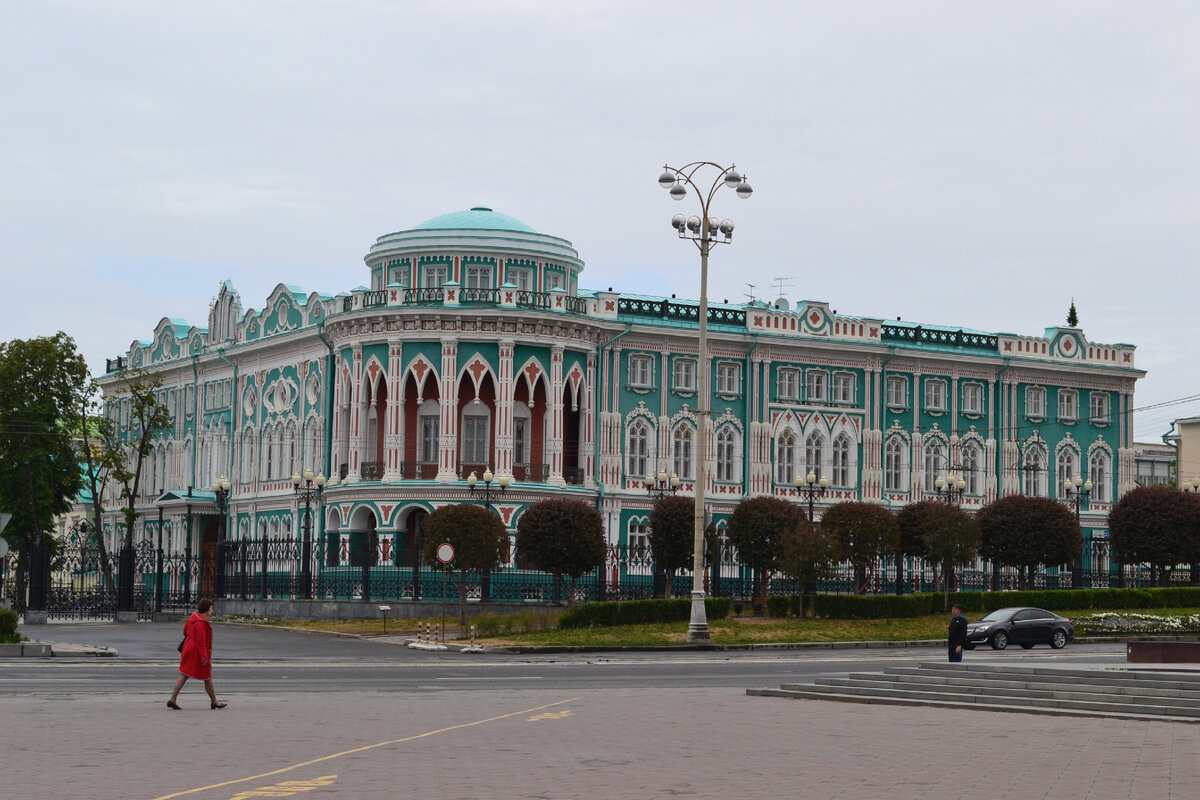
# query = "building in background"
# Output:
<box><xmin>93</xmin><ymin>208</ymin><xmax>1145</xmax><ymax>596</ymax></box>
<box><xmin>1165</xmin><ymin>417</ymin><xmax>1200</xmax><ymax>488</ymax></box>
<box><xmin>1133</xmin><ymin>440</ymin><xmax>1176</xmax><ymax>487</ymax></box>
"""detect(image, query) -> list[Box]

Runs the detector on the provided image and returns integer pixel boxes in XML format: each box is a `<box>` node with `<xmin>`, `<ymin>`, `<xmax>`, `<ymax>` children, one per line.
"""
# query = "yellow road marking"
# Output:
<box><xmin>150</xmin><ymin>697</ymin><xmax>582</xmax><ymax>800</ymax></box>
<box><xmin>229</xmin><ymin>775</ymin><xmax>338</xmax><ymax>798</ymax></box>
<box><xmin>526</xmin><ymin>710</ymin><xmax>573</xmax><ymax>721</ymax></box>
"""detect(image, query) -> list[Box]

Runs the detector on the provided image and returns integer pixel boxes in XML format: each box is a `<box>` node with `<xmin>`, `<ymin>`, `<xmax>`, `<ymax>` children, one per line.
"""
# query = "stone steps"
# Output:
<box><xmin>747</xmin><ymin>662</ymin><xmax>1200</xmax><ymax>724</ymax></box>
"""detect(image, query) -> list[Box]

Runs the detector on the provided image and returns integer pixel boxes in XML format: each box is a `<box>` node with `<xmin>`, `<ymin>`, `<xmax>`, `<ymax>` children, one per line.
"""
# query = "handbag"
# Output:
<box><xmin>177</xmin><ymin>633</ymin><xmax>186</xmax><ymax>653</ymax></box>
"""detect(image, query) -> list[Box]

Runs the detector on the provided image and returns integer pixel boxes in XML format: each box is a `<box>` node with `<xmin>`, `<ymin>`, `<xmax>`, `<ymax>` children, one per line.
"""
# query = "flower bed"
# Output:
<box><xmin>1073</xmin><ymin>612</ymin><xmax>1200</xmax><ymax>636</ymax></box>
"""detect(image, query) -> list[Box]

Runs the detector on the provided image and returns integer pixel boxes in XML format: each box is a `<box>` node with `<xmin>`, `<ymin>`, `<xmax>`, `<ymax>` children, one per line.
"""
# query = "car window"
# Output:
<box><xmin>1026</xmin><ymin>610</ymin><xmax>1053</xmax><ymax>620</ymax></box>
<box><xmin>1012</xmin><ymin>610</ymin><xmax>1035</xmax><ymax>621</ymax></box>
<box><xmin>980</xmin><ymin>610</ymin><xmax>1012</xmax><ymax>622</ymax></box>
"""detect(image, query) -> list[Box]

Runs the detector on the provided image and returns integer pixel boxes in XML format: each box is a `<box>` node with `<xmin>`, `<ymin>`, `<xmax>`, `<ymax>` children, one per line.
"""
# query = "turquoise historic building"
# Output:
<box><xmin>95</xmin><ymin>207</ymin><xmax>1144</xmax><ymax>597</ymax></box>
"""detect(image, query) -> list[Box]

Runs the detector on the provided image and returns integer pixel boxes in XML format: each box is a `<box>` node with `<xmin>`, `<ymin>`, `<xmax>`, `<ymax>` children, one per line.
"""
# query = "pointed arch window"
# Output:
<box><xmin>715</xmin><ymin>426</ymin><xmax>739</xmax><ymax>482</ymax></box>
<box><xmin>923</xmin><ymin>440</ymin><xmax>944</xmax><ymax>492</ymax></box>
<box><xmin>776</xmin><ymin>430</ymin><xmax>797</xmax><ymax>484</ymax></box>
<box><xmin>961</xmin><ymin>441</ymin><xmax>982</xmax><ymax>495</ymax></box>
<box><xmin>831</xmin><ymin>433</ymin><xmax>854</xmax><ymax>487</ymax></box>
<box><xmin>673</xmin><ymin>425</ymin><xmax>694</xmax><ymax>479</ymax></box>
<box><xmin>627</xmin><ymin>418</ymin><xmax>651</xmax><ymax>478</ymax></box>
<box><xmin>884</xmin><ymin>437</ymin><xmax>907</xmax><ymax>491</ymax></box>
<box><xmin>805</xmin><ymin>431</ymin><xmax>826</xmax><ymax>480</ymax></box>
<box><xmin>1089</xmin><ymin>451</ymin><xmax>1110</xmax><ymax>503</ymax></box>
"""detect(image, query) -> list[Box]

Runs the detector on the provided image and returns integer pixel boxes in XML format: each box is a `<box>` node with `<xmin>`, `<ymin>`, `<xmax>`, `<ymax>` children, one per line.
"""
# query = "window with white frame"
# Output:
<box><xmin>887</xmin><ymin>376</ymin><xmax>908</xmax><ymax>408</ymax></box>
<box><xmin>423</xmin><ymin>264</ymin><xmax>448</xmax><ymax>288</ymax></box>
<box><xmin>715</xmin><ymin>426</ymin><xmax>738</xmax><ymax>482</ymax></box>
<box><xmin>777</xmin><ymin>368</ymin><xmax>799</xmax><ymax>401</ymax></box>
<box><xmin>628</xmin><ymin>521</ymin><xmax>650</xmax><ymax>559</ymax></box>
<box><xmin>513</xmin><ymin>405</ymin><xmax>531</xmax><ymax>466</ymax></box>
<box><xmin>462</xmin><ymin>409</ymin><xmax>490</xmax><ymax>464</ymax></box>
<box><xmin>627</xmin><ymin>419</ymin><xmax>651</xmax><ymax>478</ymax></box>
<box><xmin>464</xmin><ymin>265</ymin><xmax>492</xmax><ymax>289</ymax></box>
<box><xmin>923</xmin><ymin>440</ymin><xmax>944</xmax><ymax>492</ymax></box>
<box><xmin>831</xmin><ymin>433</ymin><xmax>853</xmax><ymax>486</ymax></box>
<box><xmin>807</xmin><ymin>370</ymin><xmax>827</xmax><ymax>403</ymax></box>
<box><xmin>418</xmin><ymin>401</ymin><xmax>439</xmax><ymax>463</ymax></box>
<box><xmin>961</xmin><ymin>382</ymin><xmax>982</xmax><ymax>415</ymax></box>
<box><xmin>628</xmin><ymin>355</ymin><xmax>653</xmax><ymax>388</ymax></box>
<box><xmin>1089</xmin><ymin>451</ymin><xmax>1109</xmax><ymax>502</ymax></box>
<box><xmin>833</xmin><ymin>372</ymin><xmax>855</xmax><ymax>404</ymax></box>
<box><xmin>716</xmin><ymin>362</ymin><xmax>741</xmax><ymax>395</ymax></box>
<box><xmin>805</xmin><ymin>431</ymin><xmax>825</xmax><ymax>479</ymax></box>
<box><xmin>961</xmin><ymin>441</ymin><xmax>981</xmax><ymax>494</ymax></box>
<box><xmin>1025</xmin><ymin>386</ymin><xmax>1046</xmax><ymax>419</ymax></box>
<box><xmin>391</xmin><ymin>267</ymin><xmax>410</xmax><ymax>286</ymax></box>
<box><xmin>672</xmin><ymin>425</ymin><xmax>694</xmax><ymax>479</ymax></box>
<box><xmin>546</xmin><ymin>272</ymin><xmax>564</xmax><ymax>291</ymax></box>
<box><xmin>508</xmin><ymin>267</ymin><xmax>532</xmax><ymax>291</ymax></box>
<box><xmin>776</xmin><ymin>430</ymin><xmax>797</xmax><ymax>484</ymax></box>
<box><xmin>672</xmin><ymin>359</ymin><xmax>696</xmax><ymax>392</ymax></box>
<box><xmin>924</xmin><ymin>379</ymin><xmax>947</xmax><ymax>412</ymax></box>
<box><xmin>1057</xmin><ymin>449</ymin><xmax>1079</xmax><ymax>491</ymax></box>
<box><xmin>1058</xmin><ymin>389</ymin><xmax>1078</xmax><ymax>422</ymax></box>
<box><xmin>1090</xmin><ymin>392</ymin><xmax>1111</xmax><ymax>423</ymax></box>
<box><xmin>884</xmin><ymin>437</ymin><xmax>907</xmax><ymax>491</ymax></box>
<box><xmin>1023</xmin><ymin>449</ymin><xmax>1048</xmax><ymax>496</ymax></box>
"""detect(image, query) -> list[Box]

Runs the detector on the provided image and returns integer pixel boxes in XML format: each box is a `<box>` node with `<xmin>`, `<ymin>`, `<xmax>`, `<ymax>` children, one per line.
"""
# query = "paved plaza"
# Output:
<box><xmin>7</xmin><ymin>677</ymin><xmax>1200</xmax><ymax>799</ymax></box>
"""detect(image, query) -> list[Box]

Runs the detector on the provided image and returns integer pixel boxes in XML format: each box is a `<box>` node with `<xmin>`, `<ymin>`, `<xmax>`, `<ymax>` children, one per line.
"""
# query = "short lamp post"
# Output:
<box><xmin>1063</xmin><ymin>476</ymin><xmax>1091</xmax><ymax>590</ymax></box>
<box><xmin>935</xmin><ymin>473</ymin><xmax>967</xmax><ymax>505</ymax></box>
<box><xmin>646</xmin><ymin>470</ymin><xmax>680</xmax><ymax>500</ymax></box>
<box><xmin>658</xmin><ymin>159</ymin><xmax>753</xmax><ymax>643</ymax></box>
<box><xmin>1183</xmin><ymin>477</ymin><xmax>1200</xmax><ymax>493</ymax></box>
<box><xmin>212</xmin><ymin>476</ymin><xmax>231</xmax><ymax>598</ymax></box>
<box><xmin>292</xmin><ymin>469</ymin><xmax>325</xmax><ymax>600</ymax></box>
<box><xmin>793</xmin><ymin>472</ymin><xmax>828</xmax><ymax>522</ymax></box>
<box><xmin>468</xmin><ymin>468</ymin><xmax>510</xmax><ymax>511</ymax></box>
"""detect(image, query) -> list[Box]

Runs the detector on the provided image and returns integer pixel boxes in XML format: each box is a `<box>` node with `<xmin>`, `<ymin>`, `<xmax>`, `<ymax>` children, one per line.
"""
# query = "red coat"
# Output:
<box><xmin>178</xmin><ymin>612</ymin><xmax>213</xmax><ymax>680</ymax></box>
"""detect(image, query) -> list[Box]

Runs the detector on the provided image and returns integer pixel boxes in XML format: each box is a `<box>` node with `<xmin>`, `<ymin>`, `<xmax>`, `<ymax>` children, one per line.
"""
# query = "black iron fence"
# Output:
<box><xmin>2</xmin><ymin>534</ymin><xmax>1195</xmax><ymax>619</ymax></box>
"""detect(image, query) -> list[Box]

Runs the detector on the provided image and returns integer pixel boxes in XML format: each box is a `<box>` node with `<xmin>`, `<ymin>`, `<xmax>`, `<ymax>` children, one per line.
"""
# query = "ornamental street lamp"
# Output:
<box><xmin>292</xmin><ymin>469</ymin><xmax>326</xmax><ymax>600</ymax></box>
<box><xmin>658</xmin><ymin>160</ymin><xmax>752</xmax><ymax>643</ymax></box>
<box><xmin>468</xmin><ymin>468</ymin><xmax>510</xmax><ymax>511</ymax></box>
<box><xmin>1063</xmin><ymin>475</ymin><xmax>1091</xmax><ymax>590</ymax></box>
<box><xmin>213</xmin><ymin>476</ymin><xmax>231</xmax><ymax>598</ymax></box>
<box><xmin>1183</xmin><ymin>477</ymin><xmax>1200</xmax><ymax>493</ymax></box>
<box><xmin>645</xmin><ymin>470</ymin><xmax>681</xmax><ymax>500</ymax></box>
<box><xmin>793</xmin><ymin>471</ymin><xmax>828</xmax><ymax>522</ymax></box>
<box><xmin>934</xmin><ymin>473</ymin><xmax>967</xmax><ymax>505</ymax></box>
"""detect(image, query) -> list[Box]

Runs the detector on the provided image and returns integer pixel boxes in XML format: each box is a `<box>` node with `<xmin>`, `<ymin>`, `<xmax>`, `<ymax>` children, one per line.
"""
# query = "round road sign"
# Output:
<box><xmin>436</xmin><ymin>542</ymin><xmax>455</xmax><ymax>564</ymax></box>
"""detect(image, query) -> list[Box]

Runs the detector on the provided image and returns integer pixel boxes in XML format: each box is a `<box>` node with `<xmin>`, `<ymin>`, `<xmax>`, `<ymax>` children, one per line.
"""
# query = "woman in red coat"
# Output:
<box><xmin>167</xmin><ymin>598</ymin><xmax>226</xmax><ymax>709</ymax></box>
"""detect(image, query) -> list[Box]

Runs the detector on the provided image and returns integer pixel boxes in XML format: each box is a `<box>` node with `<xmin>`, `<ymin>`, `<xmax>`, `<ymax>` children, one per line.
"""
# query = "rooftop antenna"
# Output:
<box><xmin>744</xmin><ymin>283</ymin><xmax>757</xmax><ymax>304</ymax></box>
<box><xmin>772</xmin><ymin>276</ymin><xmax>795</xmax><ymax>310</ymax></box>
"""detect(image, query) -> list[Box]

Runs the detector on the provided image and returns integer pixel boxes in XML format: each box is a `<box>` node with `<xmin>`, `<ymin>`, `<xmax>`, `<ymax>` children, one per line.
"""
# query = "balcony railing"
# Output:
<box><xmin>880</xmin><ymin>324</ymin><xmax>998</xmax><ymax>352</ymax></box>
<box><xmin>361</xmin><ymin>462</ymin><xmax>384</xmax><ymax>481</ymax></box>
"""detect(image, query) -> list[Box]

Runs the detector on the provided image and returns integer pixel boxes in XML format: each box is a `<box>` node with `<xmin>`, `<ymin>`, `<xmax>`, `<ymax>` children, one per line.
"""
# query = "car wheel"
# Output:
<box><xmin>1020</xmin><ymin>643</ymin><xmax>1034</xmax><ymax>650</ymax></box>
<box><xmin>1050</xmin><ymin>629</ymin><xmax>1068</xmax><ymax>649</ymax></box>
<box><xmin>963</xmin><ymin>643</ymin><xmax>975</xmax><ymax>651</ymax></box>
<box><xmin>990</xmin><ymin>630</ymin><xmax>1009</xmax><ymax>650</ymax></box>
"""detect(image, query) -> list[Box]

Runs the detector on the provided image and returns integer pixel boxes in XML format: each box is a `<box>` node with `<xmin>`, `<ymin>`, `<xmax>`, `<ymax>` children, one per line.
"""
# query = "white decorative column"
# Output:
<box><xmin>581</xmin><ymin>353</ymin><xmax>597</xmax><ymax>488</ymax></box>
<box><xmin>548</xmin><ymin>345</ymin><xmax>566</xmax><ymax>486</ymax></box>
<box><xmin>346</xmin><ymin>345</ymin><xmax>364</xmax><ymax>482</ymax></box>
<box><xmin>495</xmin><ymin>340</ymin><xmax>515</xmax><ymax>475</ymax></box>
<box><xmin>383</xmin><ymin>338</ymin><xmax>403</xmax><ymax>481</ymax></box>
<box><xmin>436</xmin><ymin>337</ymin><xmax>460</xmax><ymax>482</ymax></box>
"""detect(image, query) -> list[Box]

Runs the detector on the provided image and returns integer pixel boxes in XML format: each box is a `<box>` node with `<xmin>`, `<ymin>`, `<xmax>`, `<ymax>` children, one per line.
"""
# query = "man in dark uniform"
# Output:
<box><xmin>948</xmin><ymin>604</ymin><xmax>967</xmax><ymax>662</ymax></box>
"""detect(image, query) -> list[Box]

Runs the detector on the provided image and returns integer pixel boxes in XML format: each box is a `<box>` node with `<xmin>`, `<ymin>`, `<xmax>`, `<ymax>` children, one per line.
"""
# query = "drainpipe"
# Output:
<box><xmin>190</xmin><ymin>354</ymin><xmax>200</xmax><ymax>491</ymax></box>
<box><xmin>741</xmin><ymin>333</ymin><xmax>760</xmax><ymax>492</ymax></box>
<box><xmin>317</xmin><ymin>319</ymin><xmax>336</xmax><ymax>481</ymax></box>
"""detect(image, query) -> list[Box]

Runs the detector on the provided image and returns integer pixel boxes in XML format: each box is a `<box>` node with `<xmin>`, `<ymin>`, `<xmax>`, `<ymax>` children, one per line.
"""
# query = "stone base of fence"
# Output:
<box><xmin>23</xmin><ymin>610</ymin><xmax>48</xmax><ymax>625</ymax></box>
<box><xmin>1126</xmin><ymin>638</ymin><xmax>1200</xmax><ymax>663</ymax></box>
<box><xmin>215</xmin><ymin>598</ymin><xmax>559</xmax><ymax>622</ymax></box>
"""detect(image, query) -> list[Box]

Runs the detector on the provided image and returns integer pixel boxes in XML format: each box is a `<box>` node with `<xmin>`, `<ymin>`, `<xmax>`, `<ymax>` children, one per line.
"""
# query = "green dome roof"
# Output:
<box><xmin>414</xmin><ymin>207</ymin><xmax>537</xmax><ymax>234</ymax></box>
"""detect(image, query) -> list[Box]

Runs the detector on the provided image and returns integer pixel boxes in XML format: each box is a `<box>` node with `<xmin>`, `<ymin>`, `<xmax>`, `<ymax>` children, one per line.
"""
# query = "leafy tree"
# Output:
<box><xmin>776</xmin><ymin>515</ymin><xmax>837</xmax><ymax>616</ymax></box>
<box><xmin>1108</xmin><ymin>486</ymin><xmax>1200</xmax><ymax>586</ymax></box>
<box><xmin>820</xmin><ymin>502</ymin><xmax>899</xmax><ymax>594</ymax></box>
<box><xmin>649</xmin><ymin>495</ymin><xmax>693</xmax><ymax>595</ymax></box>
<box><xmin>75</xmin><ymin>379</ymin><xmax>119</xmax><ymax>589</ymax></box>
<box><xmin>899</xmin><ymin>500</ymin><xmax>978</xmax><ymax>609</ymax></box>
<box><xmin>977</xmin><ymin>494</ymin><xmax>1080</xmax><ymax>589</ymax></box>
<box><xmin>516</xmin><ymin>498</ymin><xmax>606</xmax><ymax>607</ymax></box>
<box><xmin>0</xmin><ymin>333</ymin><xmax>90</xmax><ymax>602</ymax></box>
<box><xmin>726</xmin><ymin>496</ymin><xmax>805</xmax><ymax>597</ymax></box>
<box><xmin>423</xmin><ymin>503</ymin><xmax>508</xmax><ymax>625</ymax></box>
<box><xmin>105</xmin><ymin>369</ymin><xmax>174</xmax><ymax>551</ymax></box>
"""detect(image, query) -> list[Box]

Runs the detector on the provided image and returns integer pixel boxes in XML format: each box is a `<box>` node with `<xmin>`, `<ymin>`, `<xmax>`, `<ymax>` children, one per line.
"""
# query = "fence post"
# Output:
<box><xmin>260</xmin><ymin>536</ymin><xmax>268</xmax><ymax>599</ymax></box>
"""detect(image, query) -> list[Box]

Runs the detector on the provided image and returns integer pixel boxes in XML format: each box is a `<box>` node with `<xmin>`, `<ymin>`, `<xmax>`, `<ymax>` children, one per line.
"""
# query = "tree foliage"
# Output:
<box><xmin>0</xmin><ymin>333</ymin><xmax>89</xmax><ymax>561</ymax></box>
<box><xmin>1108</xmin><ymin>486</ymin><xmax>1200</xmax><ymax>584</ymax></box>
<box><xmin>899</xmin><ymin>500</ymin><xmax>979</xmax><ymax>606</ymax></box>
<box><xmin>517</xmin><ymin>498</ymin><xmax>606</xmax><ymax>606</ymax></box>
<box><xmin>423</xmin><ymin>503</ymin><xmax>509</xmax><ymax>625</ymax></box>
<box><xmin>649</xmin><ymin>494</ymin><xmax>694</xmax><ymax>580</ymax></box>
<box><xmin>776</xmin><ymin>515</ymin><xmax>837</xmax><ymax>616</ymax></box>
<box><xmin>977</xmin><ymin>494</ymin><xmax>1080</xmax><ymax>589</ymax></box>
<box><xmin>726</xmin><ymin>496</ymin><xmax>804</xmax><ymax>575</ymax></box>
<box><xmin>1066</xmin><ymin>299</ymin><xmax>1079</xmax><ymax>327</ymax></box>
<box><xmin>819</xmin><ymin>502</ymin><xmax>899</xmax><ymax>593</ymax></box>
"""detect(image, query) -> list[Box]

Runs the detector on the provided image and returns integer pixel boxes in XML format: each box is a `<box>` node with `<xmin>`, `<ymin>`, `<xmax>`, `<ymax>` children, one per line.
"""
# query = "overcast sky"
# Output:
<box><xmin>2</xmin><ymin>1</ymin><xmax>1197</xmax><ymax>443</ymax></box>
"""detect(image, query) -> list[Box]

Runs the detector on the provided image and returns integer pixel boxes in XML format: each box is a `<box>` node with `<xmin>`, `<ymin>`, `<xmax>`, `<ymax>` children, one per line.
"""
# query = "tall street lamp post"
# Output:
<box><xmin>645</xmin><ymin>470</ymin><xmax>680</xmax><ymax>500</ymax></box>
<box><xmin>793</xmin><ymin>471</ymin><xmax>828</xmax><ymax>522</ymax></box>
<box><xmin>935</xmin><ymin>472</ymin><xmax>967</xmax><ymax>505</ymax></box>
<box><xmin>1063</xmin><ymin>475</ymin><xmax>1091</xmax><ymax>590</ymax></box>
<box><xmin>658</xmin><ymin>160</ymin><xmax>752</xmax><ymax>642</ymax></box>
<box><xmin>292</xmin><ymin>469</ymin><xmax>325</xmax><ymax>600</ymax></box>
<box><xmin>212</xmin><ymin>476</ymin><xmax>231</xmax><ymax>598</ymax></box>
<box><xmin>468</xmin><ymin>468</ymin><xmax>509</xmax><ymax>601</ymax></box>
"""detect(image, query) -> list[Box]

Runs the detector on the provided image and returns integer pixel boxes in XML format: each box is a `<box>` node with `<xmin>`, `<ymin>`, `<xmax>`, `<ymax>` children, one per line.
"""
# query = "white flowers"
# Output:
<box><xmin>1072</xmin><ymin>613</ymin><xmax>1200</xmax><ymax>634</ymax></box>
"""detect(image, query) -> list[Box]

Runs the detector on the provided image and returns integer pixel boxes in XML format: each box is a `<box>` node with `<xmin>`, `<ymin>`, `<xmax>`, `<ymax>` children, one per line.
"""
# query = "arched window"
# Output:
<box><xmin>1089</xmin><ymin>451</ymin><xmax>1110</xmax><ymax>503</ymax></box>
<box><xmin>1023</xmin><ymin>448</ymin><xmax>1048</xmax><ymax>497</ymax></box>
<box><xmin>418</xmin><ymin>400</ymin><xmax>439</xmax><ymax>464</ymax></box>
<box><xmin>673</xmin><ymin>425</ymin><xmax>694</xmax><ymax>479</ymax></box>
<box><xmin>884</xmin><ymin>437</ymin><xmax>908</xmax><ymax>492</ymax></box>
<box><xmin>961</xmin><ymin>441</ymin><xmax>982</xmax><ymax>495</ymax></box>
<box><xmin>775</xmin><ymin>430</ymin><xmax>796</xmax><ymax>484</ymax></box>
<box><xmin>1057</xmin><ymin>448</ymin><xmax>1079</xmax><ymax>495</ymax></box>
<box><xmin>831</xmin><ymin>433</ymin><xmax>854</xmax><ymax>487</ymax></box>
<box><xmin>513</xmin><ymin>403</ymin><xmax>532</xmax><ymax>467</ymax></box>
<box><xmin>461</xmin><ymin>402</ymin><xmax>490</xmax><ymax>465</ymax></box>
<box><xmin>715</xmin><ymin>426</ymin><xmax>739</xmax><ymax>482</ymax></box>
<box><xmin>923</xmin><ymin>440</ymin><xmax>944</xmax><ymax>492</ymax></box>
<box><xmin>627</xmin><ymin>419</ymin><xmax>651</xmax><ymax>478</ymax></box>
<box><xmin>805</xmin><ymin>432</ymin><xmax>825</xmax><ymax>479</ymax></box>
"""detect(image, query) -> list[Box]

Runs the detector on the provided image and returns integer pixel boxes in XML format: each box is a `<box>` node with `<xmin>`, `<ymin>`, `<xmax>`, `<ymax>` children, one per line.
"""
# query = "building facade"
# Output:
<box><xmin>94</xmin><ymin>207</ymin><xmax>1145</xmax><ymax>596</ymax></box>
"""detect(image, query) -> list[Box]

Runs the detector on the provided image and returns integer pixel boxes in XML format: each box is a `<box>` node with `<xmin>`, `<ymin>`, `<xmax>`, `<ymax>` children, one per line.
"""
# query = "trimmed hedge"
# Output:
<box><xmin>797</xmin><ymin>586</ymin><xmax>1200</xmax><ymax>619</ymax></box>
<box><xmin>558</xmin><ymin>597</ymin><xmax>732</xmax><ymax>629</ymax></box>
<box><xmin>0</xmin><ymin>607</ymin><xmax>19</xmax><ymax>643</ymax></box>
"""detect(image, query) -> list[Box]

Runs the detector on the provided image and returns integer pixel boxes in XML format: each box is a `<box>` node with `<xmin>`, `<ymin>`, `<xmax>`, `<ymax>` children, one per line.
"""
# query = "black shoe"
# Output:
<box><xmin>211</xmin><ymin>702</ymin><xmax>227</xmax><ymax>709</ymax></box>
<box><xmin>166</xmin><ymin>701</ymin><xmax>181</xmax><ymax>710</ymax></box>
